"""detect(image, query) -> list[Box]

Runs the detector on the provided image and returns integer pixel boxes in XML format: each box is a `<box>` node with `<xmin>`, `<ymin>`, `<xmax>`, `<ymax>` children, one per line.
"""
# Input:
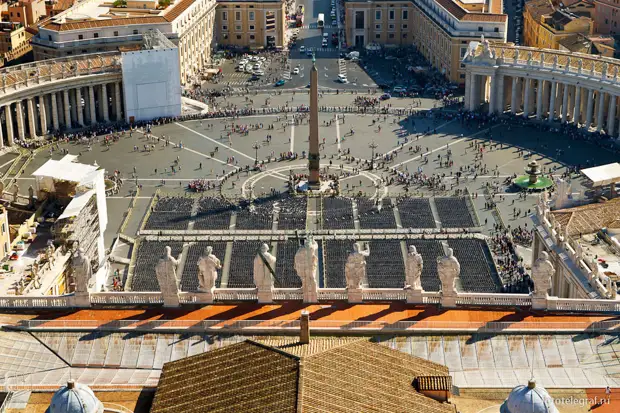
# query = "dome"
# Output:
<box><xmin>501</xmin><ymin>380</ymin><xmax>558</xmax><ymax>413</ymax></box>
<box><xmin>49</xmin><ymin>380</ymin><xmax>104</xmax><ymax>413</ymax></box>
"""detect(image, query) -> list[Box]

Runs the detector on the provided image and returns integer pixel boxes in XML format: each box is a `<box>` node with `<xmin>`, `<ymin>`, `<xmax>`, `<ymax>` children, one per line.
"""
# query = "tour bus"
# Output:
<box><xmin>318</xmin><ymin>13</ymin><xmax>324</xmax><ymax>29</ymax></box>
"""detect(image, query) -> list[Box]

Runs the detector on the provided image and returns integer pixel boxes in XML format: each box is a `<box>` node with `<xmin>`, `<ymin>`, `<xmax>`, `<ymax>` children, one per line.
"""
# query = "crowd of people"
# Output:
<box><xmin>490</xmin><ymin>230</ymin><xmax>531</xmax><ymax>294</ymax></box>
<box><xmin>354</xmin><ymin>96</ymin><xmax>379</xmax><ymax>108</ymax></box>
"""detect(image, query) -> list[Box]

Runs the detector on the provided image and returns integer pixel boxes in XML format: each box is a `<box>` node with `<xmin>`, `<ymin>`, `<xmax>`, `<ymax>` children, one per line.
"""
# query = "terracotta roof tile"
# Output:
<box><xmin>42</xmin><ymin>16</ymin><xmax>167</xmax><ymax>31</ymax></box>
<box><xmin>551</xmin><ymin>198</ymin><xmax>620</xmax><ymax>236</ymax></box>
<box><xmin>434</xmin><ymin>0</ymin><xmax>507</xmax><ymax>23</ymax></box>
<box><xmin>415</xmin><ymin>376</ymin><xmax>453</xmax><ymax>391</ymax></box>
<box><xmin>163</xmin><ymin>0</ymin><xmax>195</xmax><ymax>22</ymax></box>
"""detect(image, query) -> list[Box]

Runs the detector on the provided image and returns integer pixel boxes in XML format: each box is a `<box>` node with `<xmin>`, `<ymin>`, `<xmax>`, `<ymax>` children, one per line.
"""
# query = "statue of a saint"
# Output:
<box><xmin>28</xmin><ymin>185</ymin><xmax>34</xmax><ymax>207</ymax></box>
<box><xmin>345</xmin><ymin>242</ymin><xmax>370</xmax><ymax>290</ymax></box>
<box><xmin>294</xmin><ymin>235</ymin><xmax>319</xmax><ymax>302</ymax></box>
<box><xmin>12</xmin><ymin>183</ymin><xmax>18</xmax><ymax>203</ymax></box>
<box><xmin>405</xmin><ymin>245</ymin><xmax>423</xmax><ymax>290</ymax></box>
<box><xmin>197</xmin><ymin>246</ymin><xmax>221</xmax><ymax>293</ymax></box>
<box><xmin>71</xmin><ymin>247</ymin><xmax>92</xmax><ymax>294</ymax></box>
<box><xmin>253</xmin><ymin>243</ymin><xmax>275</xmax><ymax>292</ymax></box>
<box><xmin>531</xmin><ymin>251</ymin><xmax>554</xmax><ymax>297</ymax></box>
<box><xmin>438</xmin><ymin>248</ymin><xmax>460</xmax><ymax>295</ymax></box>
<box><xmin>155</xmin><ymin>246</ymin><xmax>180</xmax><ymax>297</ymax></box>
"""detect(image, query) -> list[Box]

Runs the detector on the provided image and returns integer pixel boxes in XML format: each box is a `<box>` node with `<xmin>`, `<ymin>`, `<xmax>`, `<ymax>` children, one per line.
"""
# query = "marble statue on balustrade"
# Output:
<box><xmin>405</xmin><ymin>245</ymin><xmax>423</xmax><ymax>291</ymax></box>
<box><xmin>294</xmin><ymin>234</ymin><xmax>319</xmax><ymax>303</ymax></box>
<box><xmin>345</xmin><ymin>242</ymin><xmax>370</xmax><ymax>290</ymax></box>
<box><xmin>12</xmin><ymin>183</ymin><xmax>18</xmax><ymax>203</ymax></box>
<box><xmin>71</xmin><ymin>247</ymin><xmax>92</xmax><ymax>295</ymax></box>
<box><xmin>155</xmin><ymin>245</ymin><xmax>181</xmax><ymax>306</ymax></box>
<box><xmin>28</xmin><ymin>185</ymin><xmax>34</xmax><ymax>208</ymax></box>
<box><xmin>480</xmin><ymin>35</ymin><xmax>495</xmax><ymax>60</ymax></box>
<box><xmin>531</xmin><ymin>251</ymin><xmax>554</xmax><ymax>298</ymax></box>
<box><xmin>611</xmin><ymin>281</ymin><xmax>618</xmax><ymax>300</ymax></box>
<box><xmin>253</xmin><ymin>243</ymin><xmax>276</xmax><ymax>303</ymax></box>
<box><xmin>0</xmin><ymin>181</ymin><xmax>4</xmax><ymax>199</ymax></box>
<box><xmin>437</xmin><ymin>248</ymin><xmax>460</xmax><ymax>297</ymax></box>
<box><xmin>197</xmin><ymin>246</ymin><xmax>221</xmax><ymax>298</ymax></box>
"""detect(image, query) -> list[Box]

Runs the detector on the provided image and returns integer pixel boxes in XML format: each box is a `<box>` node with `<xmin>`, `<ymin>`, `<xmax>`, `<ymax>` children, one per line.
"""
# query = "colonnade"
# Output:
<box><xmin>465</xmin><ymin>72</ymin><xmax>620</xmax><ymax>137</ymax></box>
<box><xmin>0</xmin><ymin>82</ymin><xmax>124</xmax><ymax>147</ymax></box>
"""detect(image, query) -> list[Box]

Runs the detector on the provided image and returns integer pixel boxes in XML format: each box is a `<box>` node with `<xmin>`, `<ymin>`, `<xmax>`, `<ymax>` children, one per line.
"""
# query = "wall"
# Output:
<box><xmin>216</xmin><ymin>1</ymin><xmax>285</xmax><ymax>49</ymax></box>
<box><xmin>121</xmin><ymin>47</ymin><xmax>181</xmax><ymax>122</ymax></box>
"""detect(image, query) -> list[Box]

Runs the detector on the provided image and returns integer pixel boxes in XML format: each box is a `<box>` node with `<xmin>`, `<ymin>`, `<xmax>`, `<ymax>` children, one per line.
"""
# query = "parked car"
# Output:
<box><xmin>300</xmin><ymin>46</ymin><xmax>305</xmax><ymax>52</ymax></box>
<box><xmin>306</xmin><ymin>49</ymin><xmax>313</xmax><ymax>56</ymax></box>
<box><xmin>338</xmin><ymin>74</ymin><xmax>348</xmax><ymax>83</ymax></box>
<box><xmin>380</xmin><ymin>93</ymin><xmax>391</xmax><ymax>100</ymax></box>
<box><xmin>293</xmin><ymin>67</ymin><xmax>300</xmax><ymax>75</ymax></box>
<box><xmin>275</xmin><ymin>79</ymin><xmax>286</xmax><ymax>87</ymax></box>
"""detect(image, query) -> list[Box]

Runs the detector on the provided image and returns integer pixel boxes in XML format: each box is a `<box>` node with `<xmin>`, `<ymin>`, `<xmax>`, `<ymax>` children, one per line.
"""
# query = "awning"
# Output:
<box><xmin>57</xmin><ymin>190</ymin><xmax>95</xmax><ymax>220</ymax></box>
<box><xmin>581</xmin><ymin>163</ymin><xmax>620</xmax><ymax>186</ymax></box>
<box><xmin>32</xmin><ymin>159</ymin><xmax>98</xmax><ymax>183</ymax></box>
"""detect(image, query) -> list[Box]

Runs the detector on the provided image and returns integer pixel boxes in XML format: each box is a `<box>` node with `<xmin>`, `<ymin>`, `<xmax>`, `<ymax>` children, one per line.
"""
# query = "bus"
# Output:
<box><xmin>317</xmin><ymin>13</ymin><xmax>324</xmax><ymax>29</ymax></box>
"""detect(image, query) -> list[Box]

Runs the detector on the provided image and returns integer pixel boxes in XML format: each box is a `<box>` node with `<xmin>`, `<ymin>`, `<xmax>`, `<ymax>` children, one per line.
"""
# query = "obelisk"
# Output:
<box><xmin>308</xmin><ymin>53</ymin><xmax>320</xmax><ymax>189</ymax></box>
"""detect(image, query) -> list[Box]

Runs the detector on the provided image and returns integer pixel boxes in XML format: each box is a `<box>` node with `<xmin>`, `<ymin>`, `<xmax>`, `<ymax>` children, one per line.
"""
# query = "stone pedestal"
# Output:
<box><xmin>257</xmin><ymin>289</ymin><xmax>273</xmax><ymax>304</ymax></box>
<box><xmin>73</xmin><ymin>293</ymin><xmax>91</xmax><ymax>307</ymax></box>
<box><xmin>303</xmin><ymin>288</ymin><xmax>318</xmax><ymax>304</ymax></box>
<box><xmin>162</xmin><ymin>293</ymin><xmax>180</xmax><ymax>307</ymax></box>
<box><xmin>406</xmin><ymin>289</ymin><xmax>424</xmax><ymax>304</ymax></box>
<box><xmin>194</xmin><ymin>292</ymin><xmax>214</xmax><ymax>304</ymax></box>
<box><xmin>440</xmin><ymin>293</ymin><xmax>457</xmax><ymax>308</ymax></box>
<box><xmin>347</xmin><ymin>288</ymin><xmax>363</xmax><ymax>303</ymax></box>
<box><xmin>532</xmin><ymin>294</ymin><xmax>547</xmax><ymax>310</ymax></box>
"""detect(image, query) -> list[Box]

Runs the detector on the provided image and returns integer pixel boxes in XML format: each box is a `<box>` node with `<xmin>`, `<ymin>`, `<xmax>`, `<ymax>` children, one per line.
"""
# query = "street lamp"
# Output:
<box><xmin>369</xmin><ymin>141</ymin><xmax>378</xmax><ymax>170</ymax></box>
<box><xmin>252</xmin><ymin>141</ymin><xmax>261</xmax><ymax>164</ymax></box>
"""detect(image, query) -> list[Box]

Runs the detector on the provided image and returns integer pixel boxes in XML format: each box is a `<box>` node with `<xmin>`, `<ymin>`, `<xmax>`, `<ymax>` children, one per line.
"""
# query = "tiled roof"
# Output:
<box><xmin>150</xmin><ymin>340</ymin><xmax>300</xmax><ymax>413</ymax></box>
<box><xmin>151</xmin><ymin>338</ymin><xmax>456</xmax><ymax>413</ymax></box>
<box><xmin>525</xmin><ymin>0</ymin><xmax>555</xmax><ymax>21</ymax></box>
<box><xmin>551</xmin><ymin>198</ymin><xmax>620</xmax><ymax>236</ymax></box>
<box><xmin>434</xmin><ymin>0</ymin><xmax>507</xmax><ymax>22</ymax></box>
<box><xmin>163</xmin><ymin>0</ymin><xmax>195</xmax><ymax>22</ymax></box>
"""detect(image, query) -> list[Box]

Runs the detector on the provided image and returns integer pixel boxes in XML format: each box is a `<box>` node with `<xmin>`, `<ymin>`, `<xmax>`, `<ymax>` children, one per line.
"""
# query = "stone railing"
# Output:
<box><xmin>89</xmin><ymin>292</ymin><xmax>164</xmax><ymax>305</ymax></box>
<box><xmin>455</xmin><ymin>292</ymin><xmax>532</xmax><ymax>307</ymax></box>
<box><xmin>0</xmin><ymin>52</ymin><xmax>121</xmax><ymax>94</ymax></box>
<box><xmin>0</xmin><ymin>294</ymin><xmax>74</xmax><ymax>308</ymax></box>
<box><xmin>546</xmin><ymin>297</ymin><xmax>620</xmax><ymax>312</ymax></box>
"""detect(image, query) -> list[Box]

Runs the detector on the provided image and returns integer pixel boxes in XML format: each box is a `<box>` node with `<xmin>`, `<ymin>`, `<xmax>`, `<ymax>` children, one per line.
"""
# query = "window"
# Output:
<box><xmin>375</xmin><ymin>34</ymin><xmax>381</xmax><ymax>39</ymax></box>
<box><xmin>235</xmin><ymin>25</ymin><xmax>242</xmax><ymax>31</ymax></box>
<box><xmin>606</xmin><ymin>18</ymin><xmax>609</xmax><ymax>24</ymax></box>
<box><xmin>222</xmin><ymin>11</ymin><xmax>228</xmax><ymax>20</ymax></box>
<box><xmin>494</xmin><ymin>27</ymin><xmax>499</xmax><ymax>32</ymax></box>
<box><xmin>402</xmin><ymin>24</ymin><xmax>408</xmax><ymax>29</ymax></box>
<box><xmin>478</xmin><ymin>27</ymin><xmax>483</xmax><ymax>31</ymax></box>
<box><xmin>388</xmin><ymin>33</ymin><xmax>394</xmax><ymax>39</ymax></box>
<box><xmin>236</xmin><ymin>35</ymin><xmax>241</xmax><ymax>39</ymax></box>
<box><xmin>388</xmin><ymin>24</ymin><xmax>395</xmax><ymax>30</ymax></box>
<box><xmin>48</xmin><ymin>35</ymin><xmax>51</xmax><ymax>41</ymax></box>
<box><xmin>133</xmin><ymin>29</ymin><xmax>138</xmax><ymax>35</ymax></box>
<box><xmin>223</xmin><ymin>34</ymin><xmax>228</xmax><ymax>39</ymax></box>
<box><xmin>235</xmin><ymin>11</ymin><xmax>241</xmax><ymax>20</ymax></box>
<box><xmin>402</xmin><ymin>33</ymin><xmax>407</xmax><ymax>38</ymax></box>
<box><xmin>17</xmin><ymin>12</ymin><xmax>20</xmax><ymax>17</ymax></box>
<box><xmin>249</xmin><ymin>11</ymin><xmax>254</xmax><ymax>20</ymax></box>
<box><xmin>460</xmin><ymin>47</ymin><xmax>467</xmax><ymax>58</ymax></box>
<box><xmin>355</xmin><ymin>11</ymin><xmax>364</xmax><ymax>29</ymax></box>
<box><xmin>249</xmin><ymin>25</ymin><xmax>255</xmax><ymax>30</ymax></box>
<box><xmin>375</xmin><ymin>10</ymin><xmax>381</xmax><ymax>20</ymax></box>
<box><xmin>250</xmin><ymin>34</ymin><xmax>255</xmax><ymax>39</ymax></box>
<box><xmin>82</xmin><ymin>49</ymin><xmax>87</xmax><ymax>53</ymax></box>
<box><xmin>78</xmin><ymin>35</ymin><xmax>83</xmax><ymax>40</ymax></box>
<box><xmin>93</xmin><ymin>33</ymin><xmax>99</xmax><ymax>38</ymax></box>
<box><xmin>402</xmin><ymin>10</ymin><xmax>408</xmax><ymax>19</ymax></box>
<box><xmin>460</xmin><ymin>73</ymin><xmax>466</xmax><ymax>79</ymax></box>
<box><xmin>114</xmin><ymin>31</ymin><xmax>119</xmax><ymax>36</ymax></box>
<box><xmin>375</xmin><ymin>24</ymin><xmax>381</xmax><ymax>30</ymax></box>
<box><xmin>389</xmin><ymin>10</ymin><xmax>394</xmax><ymax>20</ymax></box>
<box><xmin>222</xmin><ymin>25</ymin><xmax>228</xmax><ymax>31</ymax></box>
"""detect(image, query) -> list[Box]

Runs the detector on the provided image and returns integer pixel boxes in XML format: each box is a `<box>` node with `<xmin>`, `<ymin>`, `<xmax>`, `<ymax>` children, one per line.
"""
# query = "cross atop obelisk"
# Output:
<box><xmin>308</xmin><ymin>53</ymin><xmax>320</xmax><ymax>189</ymax></box>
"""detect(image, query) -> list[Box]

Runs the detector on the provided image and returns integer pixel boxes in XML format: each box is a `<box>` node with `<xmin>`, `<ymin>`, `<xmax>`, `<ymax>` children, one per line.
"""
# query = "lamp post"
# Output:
<box><xmin>252</xmin><ymin>141</ymin><xmax>261</xmax><ymax>164</ymax></box>
<box><xmin>369</xmin><ymin>141</ymin><xmax>378</xmax><ymax>170</ymax></box>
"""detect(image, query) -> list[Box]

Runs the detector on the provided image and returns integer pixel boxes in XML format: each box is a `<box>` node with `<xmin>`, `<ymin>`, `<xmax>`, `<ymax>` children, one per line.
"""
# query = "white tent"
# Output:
<box><xmin>581</xmin><ymin>163</ymin><xmax>620</xmax><ymax>187</ymax></box>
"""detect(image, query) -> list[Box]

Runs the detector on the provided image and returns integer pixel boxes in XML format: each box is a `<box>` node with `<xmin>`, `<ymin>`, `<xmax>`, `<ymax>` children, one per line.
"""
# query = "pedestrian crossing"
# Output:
<box><xmin>296</xmin><ymin>24</ymin><xmax>337</xmax><ymax>29</ymax></box>
<box><xmin>303</xmin><ymin>47</ymin><xmax>339</xmax><ymax>52</ymax></box>
<box><xmin>338</xmin><ymin>58</ymin><xmax>347</xmax><ymax>77</ymax></box>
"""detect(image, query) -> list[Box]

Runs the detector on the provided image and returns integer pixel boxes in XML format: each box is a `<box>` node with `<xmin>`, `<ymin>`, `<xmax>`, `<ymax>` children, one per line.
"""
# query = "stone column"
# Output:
<box><xmin>0</xmin><ymin>112</ymin><xmax>3</xmax><ymax>149</ymax></box>
<box><xmin>523</xmin><ymin>78</ymin><xmax>531</xmax><ymax>117</ymax></box>
<box><xmin>584</xmin><ymin>89</ymin><xmax>594</xmax><ymax>129</ymax></box>
<box><xmin>488</xmin><ymin>75</ymin><xmax>496</xmax><ymax>115</ymax></box>
<box><xmin>27</xmin><ymin>98</ymin><xmax>37</xmax><ymax>138</ymax></box>
<box><xmin>51</xmin><ymin>92</ymin><xmax>59</xmax><ymax>131</ymax></box>
<box><xmin>115</xmin><ymin>82</ymin><xmax>122</xmax><ymax>121</ymax></box>
<box><xmin>573</xmin><ymin>87</ymin><xmax>581</xmax><ymax>125</ymax></box>
<box><xmin>561</xmin><ymin>83</ymin><xmax>569</xmax><ymax>123</ymax></box>
<box><xmin>5</xmin><ymin>104</ymin><xmax>14</xmax><ymax>146</ymax></box>
<box><xmin>88</xmin><ymin>86</ymin><xmax>96</xmax><ymax>125</ymax></box>
<box><xmin>511</xmin><ymin>77</ymin><xmax>518</xmax><ymax>114</ymax></box>
<box><xmin>596</xmin><ymin>91</ymin><xmax>606</xmax><ymax>131</ymax></box>
<box><xmin>469</xmin><ymin>74</ymin><xmax>477</xmax><ymax>110</ymax></box>
<box><xmin>101</xmin><ymin>84</ymin><xmax>109</xmax><ymax>122</ymax></box>
<box><xmin>496</xmin><ymin>75</ymin><xmax>505</xmax><ymax>114</ymax></box>
<box><xmin>548</xmin><ymin>81</ymin><xmax>557</xmax><ymax>122</ymax></box>
<box><xmin>608</xmin><ymin>95</ymin><xmax>616</xmax><ymax>136</ymax></box>
<box><xmin>15</xmin><ymin>101</ymin><xmax>25</xmax><ymax>140</ymax></box>
<box><xmin>63</xmin><ymin>90</ymin><xmax>71</xmax><ymax>128</ymax></box>
<box><xmin>75</xmin><ymin>88</ymin><xmax>84</xmax><ymax>126</ymax></box>
<box><xmin>464</xmin><ymin>72</ymin><xmax>472</xmax><ymax>111</ymax></box>
<box><xmin>39</xmin><ymin>95</ymin><xmax>47</xmax><ymax>136</ymax></box>
<box><xmin>542</xmin><ymin>80</ymin><xmax>550</xmax><ymax>115</ymax></box>
<box><xmin>536</xmin><ymin>80</ymin><xmax>544</xmax><ymax>120</ymax></box>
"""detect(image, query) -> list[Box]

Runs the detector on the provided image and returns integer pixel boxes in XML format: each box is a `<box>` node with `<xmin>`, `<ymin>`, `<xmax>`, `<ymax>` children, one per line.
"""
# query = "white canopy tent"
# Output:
<box><xmin>581</xmin><ymin>163</ymin><xmax>620</xmax><ymax>187</ymax></box>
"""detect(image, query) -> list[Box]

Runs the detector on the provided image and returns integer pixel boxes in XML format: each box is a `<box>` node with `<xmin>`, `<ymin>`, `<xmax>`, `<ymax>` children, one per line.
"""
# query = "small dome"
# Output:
<box><xmin>49</xmin><ymin>380</ymin><xmax>104</xmax><ymax>413</ymax></box>
<box><xmin>501</xmin><ymin>380</ymin><xmax>558</xmax><ymax>413</ymax></box>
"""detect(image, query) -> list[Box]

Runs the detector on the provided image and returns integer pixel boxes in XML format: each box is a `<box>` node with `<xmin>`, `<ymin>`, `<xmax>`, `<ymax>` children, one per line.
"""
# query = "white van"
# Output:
<box><xmin>338</xmin><ymin>74</ymin><xmax>348</xmax><ymax>83</ymax></box>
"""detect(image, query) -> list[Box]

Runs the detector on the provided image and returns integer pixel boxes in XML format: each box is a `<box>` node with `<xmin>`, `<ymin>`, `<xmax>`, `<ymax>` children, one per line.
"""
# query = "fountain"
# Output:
<box><xmin>513</xmin><ymin>160</ymin><xmax>553</xmax><ymax>190</ymax></box>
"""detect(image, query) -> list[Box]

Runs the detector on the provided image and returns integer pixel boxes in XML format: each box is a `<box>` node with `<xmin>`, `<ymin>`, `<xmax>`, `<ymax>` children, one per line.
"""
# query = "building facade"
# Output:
<box><xmin>7</xmin><ymin>0</ymin><xmax>47</xmax><ymax>27</ymax></box>
<box><xmin>594</xmin><ymin>0</ymin><xmax>620</xmax><ymax>35</ymax></box>
<box><xmin>344</xmin><ymin>0</ymin><xmax>507</xmax><ymax>84</ymax></box>
<box><xmin>523</xmin><ymin>0</ymin><xmax>593</xmax><ymax>50</ymax></box>
<box><xmin>32</xmin><ymin>0</ymin><xmax>216</xmax><ymax>84</ymax></box>
<box><xmin>215</xmin><ymin>0</ymin><xmax>286</xmax><ymax>49</ymax></box>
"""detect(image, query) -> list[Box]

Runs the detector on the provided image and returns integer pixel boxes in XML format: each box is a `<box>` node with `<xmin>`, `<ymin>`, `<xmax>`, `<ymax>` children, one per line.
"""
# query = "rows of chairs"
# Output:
<box><xmin>323</xmin><ymin>240</ymin><xmax>351</xmax><ymax>288</ymax></box>
<box><xmin>357</xmin><ymin>198</ymin><xmax>396</xmax><ymax>229</ymax></box>
<box><xmin>322</xmin><ymin>197</ymin><xmax>354</xmax><ymax>230</ymax></box>
<box><xmin>273</xmin><ymin>241</ymin><xmax>303</xmax><ymax>288</ymax></box>
<box><xmin>277</xmin><ymin>197</ymin><xmax>307</xmax><ymax>230</ymax></box>
<box><xmin>144</xmin><ymin>196</ymin><xmax>194</xmax><ymax>230</ymax></box>
<box><xmin>227</xmin><ymin>241</ymin><xmax>262</xmax><ymax>288</ymax></box>
<box><xmin>435</xmin><ymin>197</ymin><xmax>477</xmax><ymax>228</ymax></box>
<box><xmin>180</xmin><ymin>242</ymin><xmax>228</xmax><ymax>291</ymax></box>
<box><xmin>131</xmin><ymin>241</ymin><xmax>184</xmax><ymax>291</ymax></box>
<box><xmin>397</xmin><ymin>198</ymin><xmax>436</xmax><ymax>229</ymax></box>
<box><xmin>366</xmin><ymin>240</ymin><xmax>405</xmax><ymax>288</ymax></box>
<box><xmin>193</xmin><ymin>197</ymin><xmax>235</xmax><ymax>230</ymax></box>
<box><xmin>236</xmin><ymin>198</ymin><xmax>276</xmax><ymax>230</ymax></box>
<box><xmin>405</xmin><ymin>239</ymin><xmax>445</xmax><ymax>292</ymax></box>
<box><xmin>448</xmin><ymin>239</ymin><xmax>501</xmax><ymax>293</ymax></box>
